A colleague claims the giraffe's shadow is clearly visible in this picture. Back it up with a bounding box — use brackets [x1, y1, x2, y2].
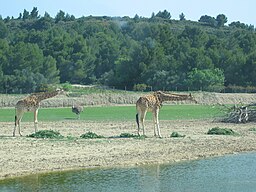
[0, 135, 15, 138]
[64, 117, 79, 120]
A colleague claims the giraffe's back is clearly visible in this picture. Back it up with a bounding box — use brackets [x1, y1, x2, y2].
[16, 97, 39, 112]
[136, 95, 159, 112]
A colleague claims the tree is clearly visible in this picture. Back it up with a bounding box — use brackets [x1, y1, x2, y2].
[55, 10, 65, 23]
[13, 69, 47, 93]
[199, 15, 216, 27]
[146, 70, 172, 90]
[92, 32, 120, 79]
[133, 14, 140, 22]
[216, 14, 227, 27]
[0, 20, 8, 38]
[180, 26, 209, 48]
[22, 9, 30, 20]
[30, 7, 39, 19]
[41, 56, 59, 84]
[34, 12, 53, 30]
[244, 51, 256, 86]
[186, 68, 225, 91]
[1, 8, 256, 92]
[156, 10, 171, 19]
[179, 13, 186, 21]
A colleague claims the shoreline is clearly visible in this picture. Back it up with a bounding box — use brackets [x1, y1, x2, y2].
[1, 119, 256, 180]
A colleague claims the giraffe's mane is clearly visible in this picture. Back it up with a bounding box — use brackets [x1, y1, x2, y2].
[154, 91, 190, 97]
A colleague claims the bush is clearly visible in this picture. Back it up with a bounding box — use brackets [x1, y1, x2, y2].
[62, 82, 73, 91]
[80, 132, 104, 139]
[133, 84, 148, 92]
[27, 130, 64, 139]
[170, 132, 185, 138]
[207, 127, 237, 135]
[186, 68, 225, 91]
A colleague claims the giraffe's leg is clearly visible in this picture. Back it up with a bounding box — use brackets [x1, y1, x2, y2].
[14, 111, 23, 137]
[152, 111, 157, 137]
[14, 117, 22, 136]
[136, 113, 140, 136]
[13, 118, 17, 137]
[34, 109, 39, 133]
[17, 118, 22, 136]
[140, 110, 147, 136]
[155, 108, 162, 138]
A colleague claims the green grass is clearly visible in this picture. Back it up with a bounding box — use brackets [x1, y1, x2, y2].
[0, 105, 222, 122]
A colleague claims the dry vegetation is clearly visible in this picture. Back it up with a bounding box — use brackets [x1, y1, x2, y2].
[1, 91, 256, 108]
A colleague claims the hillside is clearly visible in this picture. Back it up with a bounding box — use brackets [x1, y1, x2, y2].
[0, 8, 256, 94]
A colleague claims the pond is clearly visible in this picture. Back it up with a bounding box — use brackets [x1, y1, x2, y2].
[0, 152, 255, 192]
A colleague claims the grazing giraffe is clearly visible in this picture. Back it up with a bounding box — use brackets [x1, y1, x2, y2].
[14, 89, 63, 136]
[136, 91, 197, 138]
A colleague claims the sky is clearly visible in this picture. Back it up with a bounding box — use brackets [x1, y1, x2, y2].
[0, 0, 255, 26]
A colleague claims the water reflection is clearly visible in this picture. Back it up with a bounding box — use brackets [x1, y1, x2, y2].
[0, 152, 256, 192]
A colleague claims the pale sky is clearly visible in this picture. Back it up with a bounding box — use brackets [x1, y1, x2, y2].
[0, 0, 255, 26]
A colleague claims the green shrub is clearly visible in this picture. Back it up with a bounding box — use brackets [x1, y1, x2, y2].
[80, 132, 105, 139]
[61, 82, 73, 91]
[207, 127, 237, 135]
[170, 132, 185, 138]
[120, 133, 137, 138]
[27, 130, 64, 139]
[249, 128, 256, 132]
[133, 84, 148, 91]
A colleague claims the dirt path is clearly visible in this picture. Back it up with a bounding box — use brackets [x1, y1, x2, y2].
[1, 119, 256, 180]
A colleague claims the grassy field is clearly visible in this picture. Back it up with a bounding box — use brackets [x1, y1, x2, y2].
[0, 104, 222, 122]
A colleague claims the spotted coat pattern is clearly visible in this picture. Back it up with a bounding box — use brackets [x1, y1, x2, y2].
[14, 90, 63, 136]
[136, 91, 196, 138]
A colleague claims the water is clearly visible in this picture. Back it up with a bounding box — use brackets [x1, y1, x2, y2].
[0, 152, 256, 192]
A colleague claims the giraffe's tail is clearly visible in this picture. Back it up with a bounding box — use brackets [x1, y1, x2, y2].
[136, 113, 139, 129]
[15, 115, 17, 126]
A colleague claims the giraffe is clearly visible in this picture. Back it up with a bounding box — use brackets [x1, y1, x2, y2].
[136, 91, 197, 138]
[13, 89, 64, 136]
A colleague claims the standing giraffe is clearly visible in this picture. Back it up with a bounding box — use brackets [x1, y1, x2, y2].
[14, 89, 63, 136]
[136, 91, 197, 138]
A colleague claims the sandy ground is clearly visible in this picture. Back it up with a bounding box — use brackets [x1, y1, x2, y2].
[0, 119, 256, 180]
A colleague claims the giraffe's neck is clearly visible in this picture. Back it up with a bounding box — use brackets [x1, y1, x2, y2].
[158, 93, 190, 102]
[31, 90, 60, 102]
